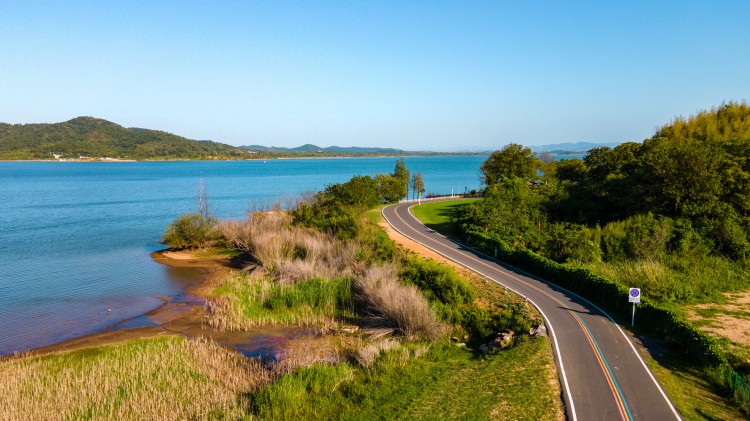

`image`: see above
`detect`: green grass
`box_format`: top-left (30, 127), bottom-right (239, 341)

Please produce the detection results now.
top-left (647, 356), bottom-right (747, 420)
top-left (579, 255), bottom-right (750, 306)
top-left (211, 273), bottom-right (356, 328)
top-left (251, 337), bottom-right (562, 420)
top-left (410, 199), bottom-right (478, 238)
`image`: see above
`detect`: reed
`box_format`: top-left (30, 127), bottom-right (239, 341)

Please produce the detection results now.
top-left (206, 273), bottom-right (355, 331)
top-left (0, 336), bottom-right (271, 420)
top-left (220, 212), bottom-right (358, 283)
top-left (354, 265), bottom-right (444, 341)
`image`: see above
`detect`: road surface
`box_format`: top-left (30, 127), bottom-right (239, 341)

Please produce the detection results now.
top-left (383, 202), bottom-right (681, 421)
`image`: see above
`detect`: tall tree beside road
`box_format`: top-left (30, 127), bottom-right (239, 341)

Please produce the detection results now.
top-left (393, 158), bottom-right (410, 200)
top-left (375, 174), bottom-right (405, 203)
top-left (412, 172), bottom-right (424, 200)
top-left (481, 143), bottom-right (541, 186)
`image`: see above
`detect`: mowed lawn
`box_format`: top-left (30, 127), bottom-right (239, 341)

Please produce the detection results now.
top-left (410, 199), bottom-right (478, 238)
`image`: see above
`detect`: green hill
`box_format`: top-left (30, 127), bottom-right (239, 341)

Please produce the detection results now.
top-left (0, 117), bottom-right (258, 160)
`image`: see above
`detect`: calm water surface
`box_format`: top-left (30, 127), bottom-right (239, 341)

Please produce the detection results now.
top-left (0, 156), bottom-right (485, 355)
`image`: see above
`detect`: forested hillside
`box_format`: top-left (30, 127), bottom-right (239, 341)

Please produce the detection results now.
top-left (0, 117), bottom-right (259, 160)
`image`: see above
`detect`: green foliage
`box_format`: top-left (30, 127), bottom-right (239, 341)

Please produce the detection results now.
top-left (411, 172), bottom-right (425, 199)
top-left (600, 213), bottom-right (673, 261)
top-left (324, 175), bottom-right (381, 209)
top-left (249, 340), bottom-right (562, 421)
top-left (393, 158), bottom-right (410, 200)
top-left (214, 275), bottom-right (356, 326)
top-left (161, 212), bottom-right (218, 249)
top-left (375, 173), bottom-right (404, 204)
top-left (0, 116), bottom-right (257, 160)
top-left (400, 256), bottom-right (475, 307)
top-left (542, 222), bottom-right (601, 263)
top-left (458, 178), bottom-right (547, 249)
top-left (480, 143), bottom-right (541, 185)
top-left (292, 200), bottom-right (360, 240)
top-left (355, 225), bottom-right (396, 265)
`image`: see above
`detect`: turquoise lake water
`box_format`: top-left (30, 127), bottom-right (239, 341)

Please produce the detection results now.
top-left (0, 156), bottom-right (485, 355)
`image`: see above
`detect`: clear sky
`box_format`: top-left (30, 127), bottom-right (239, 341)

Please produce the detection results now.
top-left (1, 1), bottom-right (749, 151)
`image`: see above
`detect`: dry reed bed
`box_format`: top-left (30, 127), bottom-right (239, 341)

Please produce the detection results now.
top-left (0, 337), bottom-right (269, 420)
top-left (354, 265), bottom-right (444, 341)
top-left (0, 334), bottom-right (387, 420)
top-left (217, 212), bottom-right (444, 342)
top-left (221, 212), bottom-right (359, 283)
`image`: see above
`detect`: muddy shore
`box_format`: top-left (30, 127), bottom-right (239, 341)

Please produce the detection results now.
top-left (1, 250), bottom-right (301, 360)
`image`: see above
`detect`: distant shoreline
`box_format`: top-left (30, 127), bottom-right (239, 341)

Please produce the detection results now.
top-left (1, 153), bottom-right (488, 163)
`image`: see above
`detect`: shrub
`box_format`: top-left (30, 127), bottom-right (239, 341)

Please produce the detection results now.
top-left (399, 256), bottom-right (475, 306)
top-left (161, 212), bottom-right (218, 249)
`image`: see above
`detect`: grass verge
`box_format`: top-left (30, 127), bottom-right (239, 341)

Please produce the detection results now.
top-left (251, 337), bottom-right (562, 420)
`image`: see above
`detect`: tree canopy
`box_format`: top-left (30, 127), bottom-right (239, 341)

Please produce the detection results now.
top-left (463, 101), bottom-right (750, 261)
top-left (480, 143), bottom-right (541, 185)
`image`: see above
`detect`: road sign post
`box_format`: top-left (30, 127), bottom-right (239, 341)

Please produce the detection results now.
top-left (628, 288), bottom-right (641, 327)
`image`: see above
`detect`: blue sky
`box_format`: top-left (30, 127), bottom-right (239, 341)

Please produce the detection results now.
top-left (1, 1), bottom-right (748, 150)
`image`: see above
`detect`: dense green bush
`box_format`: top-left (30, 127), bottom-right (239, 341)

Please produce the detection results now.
top-left (462, 230), bottom-right (725, 366)
top-left (400, 256), bottom-right (475, 306)
top-left (542, 222), bottom-right (601, 263)
top-left (600, 213), bottom-right (673, 261)
top-left (161, 212), bottom-right (218, 249)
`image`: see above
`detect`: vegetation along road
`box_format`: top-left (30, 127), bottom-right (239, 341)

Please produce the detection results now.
top-left (383, 201), bottom-right (681, 421)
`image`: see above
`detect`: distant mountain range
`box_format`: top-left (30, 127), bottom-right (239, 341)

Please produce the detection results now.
top-left (240, 144), bottom-right (412, 155)
top-left (0, 116), bottom-right (624, 160)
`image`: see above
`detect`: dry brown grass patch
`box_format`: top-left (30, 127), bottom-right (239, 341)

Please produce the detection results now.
top-left (354, 265), bottom-right (444, 341)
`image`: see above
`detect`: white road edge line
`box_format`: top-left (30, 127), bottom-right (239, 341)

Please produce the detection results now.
top-left (396, 203), bottom-right (681, 421)
top-left (382, 205), bottom-right (578, 421)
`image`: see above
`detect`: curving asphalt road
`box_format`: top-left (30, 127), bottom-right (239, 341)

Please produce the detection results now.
top-left (383, 202), bottom-right (681, 421)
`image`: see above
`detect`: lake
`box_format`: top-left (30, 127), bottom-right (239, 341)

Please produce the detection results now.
top-left (0, 156), bottom-right (486, 355)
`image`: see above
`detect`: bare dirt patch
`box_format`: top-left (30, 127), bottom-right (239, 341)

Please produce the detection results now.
top-left (687, 291), bottom-right (750, 347)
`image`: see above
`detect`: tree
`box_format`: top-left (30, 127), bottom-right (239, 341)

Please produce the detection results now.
top-left (412, 172), bottom-right (424, 200)
top-left (375, 173), bottom-right (404, 203)
top-left (393, 158), bottom-right (410, 200)
top-left (458, 177), bottom-right (547, 249)
top-left (481, 143), bottom-right (541, 186)
top-left (323, 175), bottom-right (380, 209)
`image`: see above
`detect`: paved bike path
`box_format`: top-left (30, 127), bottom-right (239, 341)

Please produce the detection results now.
top-left (383, 202), bottom-right (681, 421)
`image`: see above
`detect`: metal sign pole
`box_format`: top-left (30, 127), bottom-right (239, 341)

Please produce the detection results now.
top-left (628, 288), bottom-right (641, 327)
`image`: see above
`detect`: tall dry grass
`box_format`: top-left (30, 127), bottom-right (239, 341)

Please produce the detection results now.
top-left (0, 337), bottom-right (271, 421)
top-left (354, 265), bottom-right (444, 341)
top-left (221, 211), bottom-right (359, 283)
